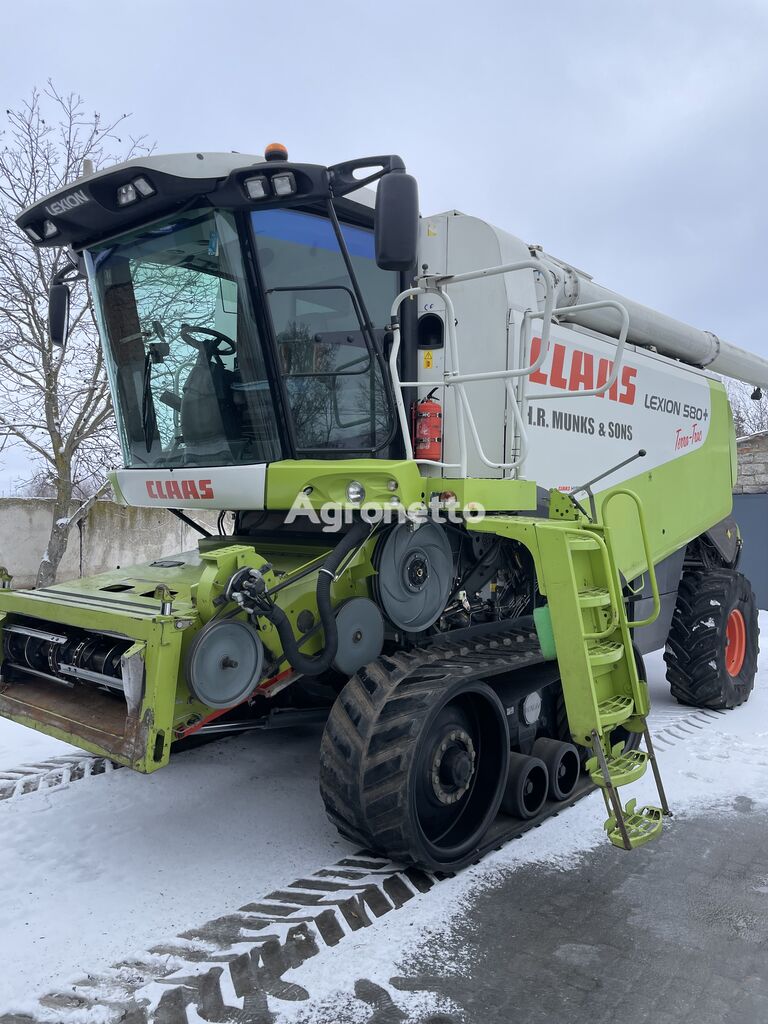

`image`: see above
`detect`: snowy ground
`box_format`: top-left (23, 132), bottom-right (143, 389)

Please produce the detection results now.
top-left (1, 621), bottom-right (767, 1020)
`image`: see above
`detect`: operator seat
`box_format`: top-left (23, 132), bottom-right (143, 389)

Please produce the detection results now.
top-left (180, 342), bottom-right (240, 459)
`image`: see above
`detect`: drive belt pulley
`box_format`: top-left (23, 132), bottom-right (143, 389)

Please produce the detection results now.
top-left (373, 522), bottom-right (454, 632)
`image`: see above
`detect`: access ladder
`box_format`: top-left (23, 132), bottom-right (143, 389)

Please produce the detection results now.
top-left (535, 488), bottom-right (671, 849)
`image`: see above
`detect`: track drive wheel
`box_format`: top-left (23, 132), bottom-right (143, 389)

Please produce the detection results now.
top-left (664, 568), bottom-right (758, 709)
top-left (319, 657), bottom-right (509, 871)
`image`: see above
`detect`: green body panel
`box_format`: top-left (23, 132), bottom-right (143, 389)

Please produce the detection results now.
top-left (266, 460), bottom-right (537, 512)
top-left (590, 382), bottom-right (734, 582)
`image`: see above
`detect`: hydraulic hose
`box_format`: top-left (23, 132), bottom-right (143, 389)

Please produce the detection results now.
top-left (261, 518), bottom-right (370, 676)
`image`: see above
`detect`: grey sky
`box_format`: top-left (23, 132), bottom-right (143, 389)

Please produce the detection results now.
top-left (1, 0), bottom-right (767, 489)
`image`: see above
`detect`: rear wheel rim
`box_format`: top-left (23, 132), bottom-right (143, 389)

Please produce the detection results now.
top-left (725, 608), bottom-right (747, 676)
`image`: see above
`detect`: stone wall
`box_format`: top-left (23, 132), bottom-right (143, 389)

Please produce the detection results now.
top-left (734, 432), bottom-right (768, 494)
top-left (0, 499), bottom-right (216, 589)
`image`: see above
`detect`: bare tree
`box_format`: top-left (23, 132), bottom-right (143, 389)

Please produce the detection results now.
top-left (725, 378), bottom-right (768, 438)
top-left (0, 84), bottom-right (149, 586)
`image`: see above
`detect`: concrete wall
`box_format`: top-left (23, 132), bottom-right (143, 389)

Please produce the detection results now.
top-left (0, 499), bottom-right (216, 588)
top-left (734, 432), bottom-right (768, 494)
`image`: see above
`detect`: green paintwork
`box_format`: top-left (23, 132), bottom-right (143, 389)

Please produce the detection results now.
top-left (591, 381), bottom-right (734, 584)
top-left (265, 460), bottom-right (537, 512)
top-left (0, 532), bottom-right (377, 772)
top-left (467, 484), bottom-right (669, 849)
top-left (604, 800), bottom-right (664, 849)
top-left (587, 744), bottom-right (649, 788)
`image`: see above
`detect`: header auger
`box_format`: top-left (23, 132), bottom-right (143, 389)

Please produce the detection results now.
top-left (0, 144), bottom-right (758, 869)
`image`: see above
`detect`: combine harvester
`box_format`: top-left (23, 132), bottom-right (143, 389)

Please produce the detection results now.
top-left (0, 147), bottom-right (762, 869)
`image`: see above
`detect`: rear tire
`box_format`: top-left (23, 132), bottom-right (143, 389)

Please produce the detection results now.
top-left (319, 656), bottom-right (509, 871)
top-left (664, 568), bottom-right (758, 709)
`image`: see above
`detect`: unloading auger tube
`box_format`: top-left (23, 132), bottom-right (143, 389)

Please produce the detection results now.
top-left (534, 250), bottom-right (768, 388)
top-left (227, 518), bottom-right (370, 676)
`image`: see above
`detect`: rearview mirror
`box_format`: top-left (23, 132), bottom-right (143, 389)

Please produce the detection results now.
top-left (375, 172), bottom-right (419, 272)
top-left (49, 283), bottom-right (70, 349)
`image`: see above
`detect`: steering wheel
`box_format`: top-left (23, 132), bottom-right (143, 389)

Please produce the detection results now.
top-left (180, 324), bottom-right (236, 355)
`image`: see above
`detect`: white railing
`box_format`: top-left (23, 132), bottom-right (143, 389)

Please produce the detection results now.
top-left (388, 263), bottom-right (630, 477)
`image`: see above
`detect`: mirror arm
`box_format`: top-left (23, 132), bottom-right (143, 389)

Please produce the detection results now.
top-left (52, 250), bottom-right (84, 287)
top-left (328, 155), bottom-right (407, 197)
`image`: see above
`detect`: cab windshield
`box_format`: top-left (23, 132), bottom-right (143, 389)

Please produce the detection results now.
top-left (87, 206), bottom-right (397, 470)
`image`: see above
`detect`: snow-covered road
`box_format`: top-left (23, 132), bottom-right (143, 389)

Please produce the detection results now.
top-left (1, 625), bottom-right (767, 1021)
top-left (0, 724), bottom-right (339, 1013)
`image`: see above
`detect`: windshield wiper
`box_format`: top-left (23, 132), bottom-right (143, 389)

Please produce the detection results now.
top-left (142, 352), bottom-right (159, 453)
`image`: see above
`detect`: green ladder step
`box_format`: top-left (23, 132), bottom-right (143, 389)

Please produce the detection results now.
top-left (578, 586), bottom-right (612, 608)
top-left (587, 745), bottom-right (648, 788)
top-left (588, 639), bottom-right (625, 666)
top-left (596, 694), bottom-right (634, 727)
top-left (605, 799), bottom-right (664, 849)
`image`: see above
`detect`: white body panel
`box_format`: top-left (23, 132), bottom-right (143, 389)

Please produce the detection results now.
top-left (113, 465), bottom-right (266, 509)
top-left (522, 324), bottom-right (713, 493)
top-left (413, 211), bottom-right (718, 485)
top-left (417, 212), bottom-right (536, 476)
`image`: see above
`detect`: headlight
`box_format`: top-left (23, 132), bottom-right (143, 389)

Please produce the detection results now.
top-left (272, 172), bottom-right (296, 197)
top-left (133, 176), bottom-right (155, 197)
top-left (346, 481), bottom-right (365, 504)
top-left (245, 175), bottom-right (270, 199)
top-left (117, 183), bottom-right (138, 206)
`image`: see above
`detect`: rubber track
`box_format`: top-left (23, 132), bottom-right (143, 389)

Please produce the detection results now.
top-left (0, 703), bottom-right (719, 1024)
top-left (0, 754), bottom-right (116, 801)
top-left (320, 626), bottom-right (547, 867)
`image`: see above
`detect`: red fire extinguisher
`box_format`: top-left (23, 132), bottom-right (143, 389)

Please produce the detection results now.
top-left (412, 388), bottom-right (443, 462)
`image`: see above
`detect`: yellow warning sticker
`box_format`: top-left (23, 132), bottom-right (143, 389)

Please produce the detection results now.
top-left (423, 350), bottom-right (433, 369)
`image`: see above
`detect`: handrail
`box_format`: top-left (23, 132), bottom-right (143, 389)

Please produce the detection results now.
top-left (387, 262), bottom-right (631, 477)
top-left (600, 488), bottom-right (661, 629)
top-left (527, 300), bottom-right (630, 400)
top-left (388, 263), bottom-right (555, 473)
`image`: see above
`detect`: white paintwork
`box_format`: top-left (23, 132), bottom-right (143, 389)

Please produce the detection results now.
top-left (113, 464), bottom-right (267, 510)
top-left (522, 321), bottom-right (713, 493)
top-left (410, 211), bottom-right (722, 482)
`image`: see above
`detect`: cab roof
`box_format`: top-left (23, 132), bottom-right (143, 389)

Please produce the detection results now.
top-left (16, 151), bottom-right (383, 251)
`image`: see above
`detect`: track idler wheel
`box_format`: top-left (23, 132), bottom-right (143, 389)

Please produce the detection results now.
top-left (532, 737), bottom-right (580, 801)
top-left (501, 752), bottom-right (549, 819)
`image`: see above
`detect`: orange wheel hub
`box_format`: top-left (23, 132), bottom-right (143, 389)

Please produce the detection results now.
top-left (725, 608), bottom-right (747, 677)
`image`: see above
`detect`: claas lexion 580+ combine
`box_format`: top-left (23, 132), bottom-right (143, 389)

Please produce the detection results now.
top-left (0, 146), bottom-right (762, 869)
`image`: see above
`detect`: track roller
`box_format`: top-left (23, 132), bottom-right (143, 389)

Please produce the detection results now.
top-left (501, 752), bottom-right (549, 819)
top-left (532, 737), bottom-right (580, 801)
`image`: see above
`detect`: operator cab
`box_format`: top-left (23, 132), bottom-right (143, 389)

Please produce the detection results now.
top-left (18, 148), bottom-right (419, 470)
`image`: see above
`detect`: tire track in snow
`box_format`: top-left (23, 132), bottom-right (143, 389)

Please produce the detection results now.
top-left (0, 754), bottom-right (116, 801)
top-left (0, 708), bottom-right (721, 1024)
